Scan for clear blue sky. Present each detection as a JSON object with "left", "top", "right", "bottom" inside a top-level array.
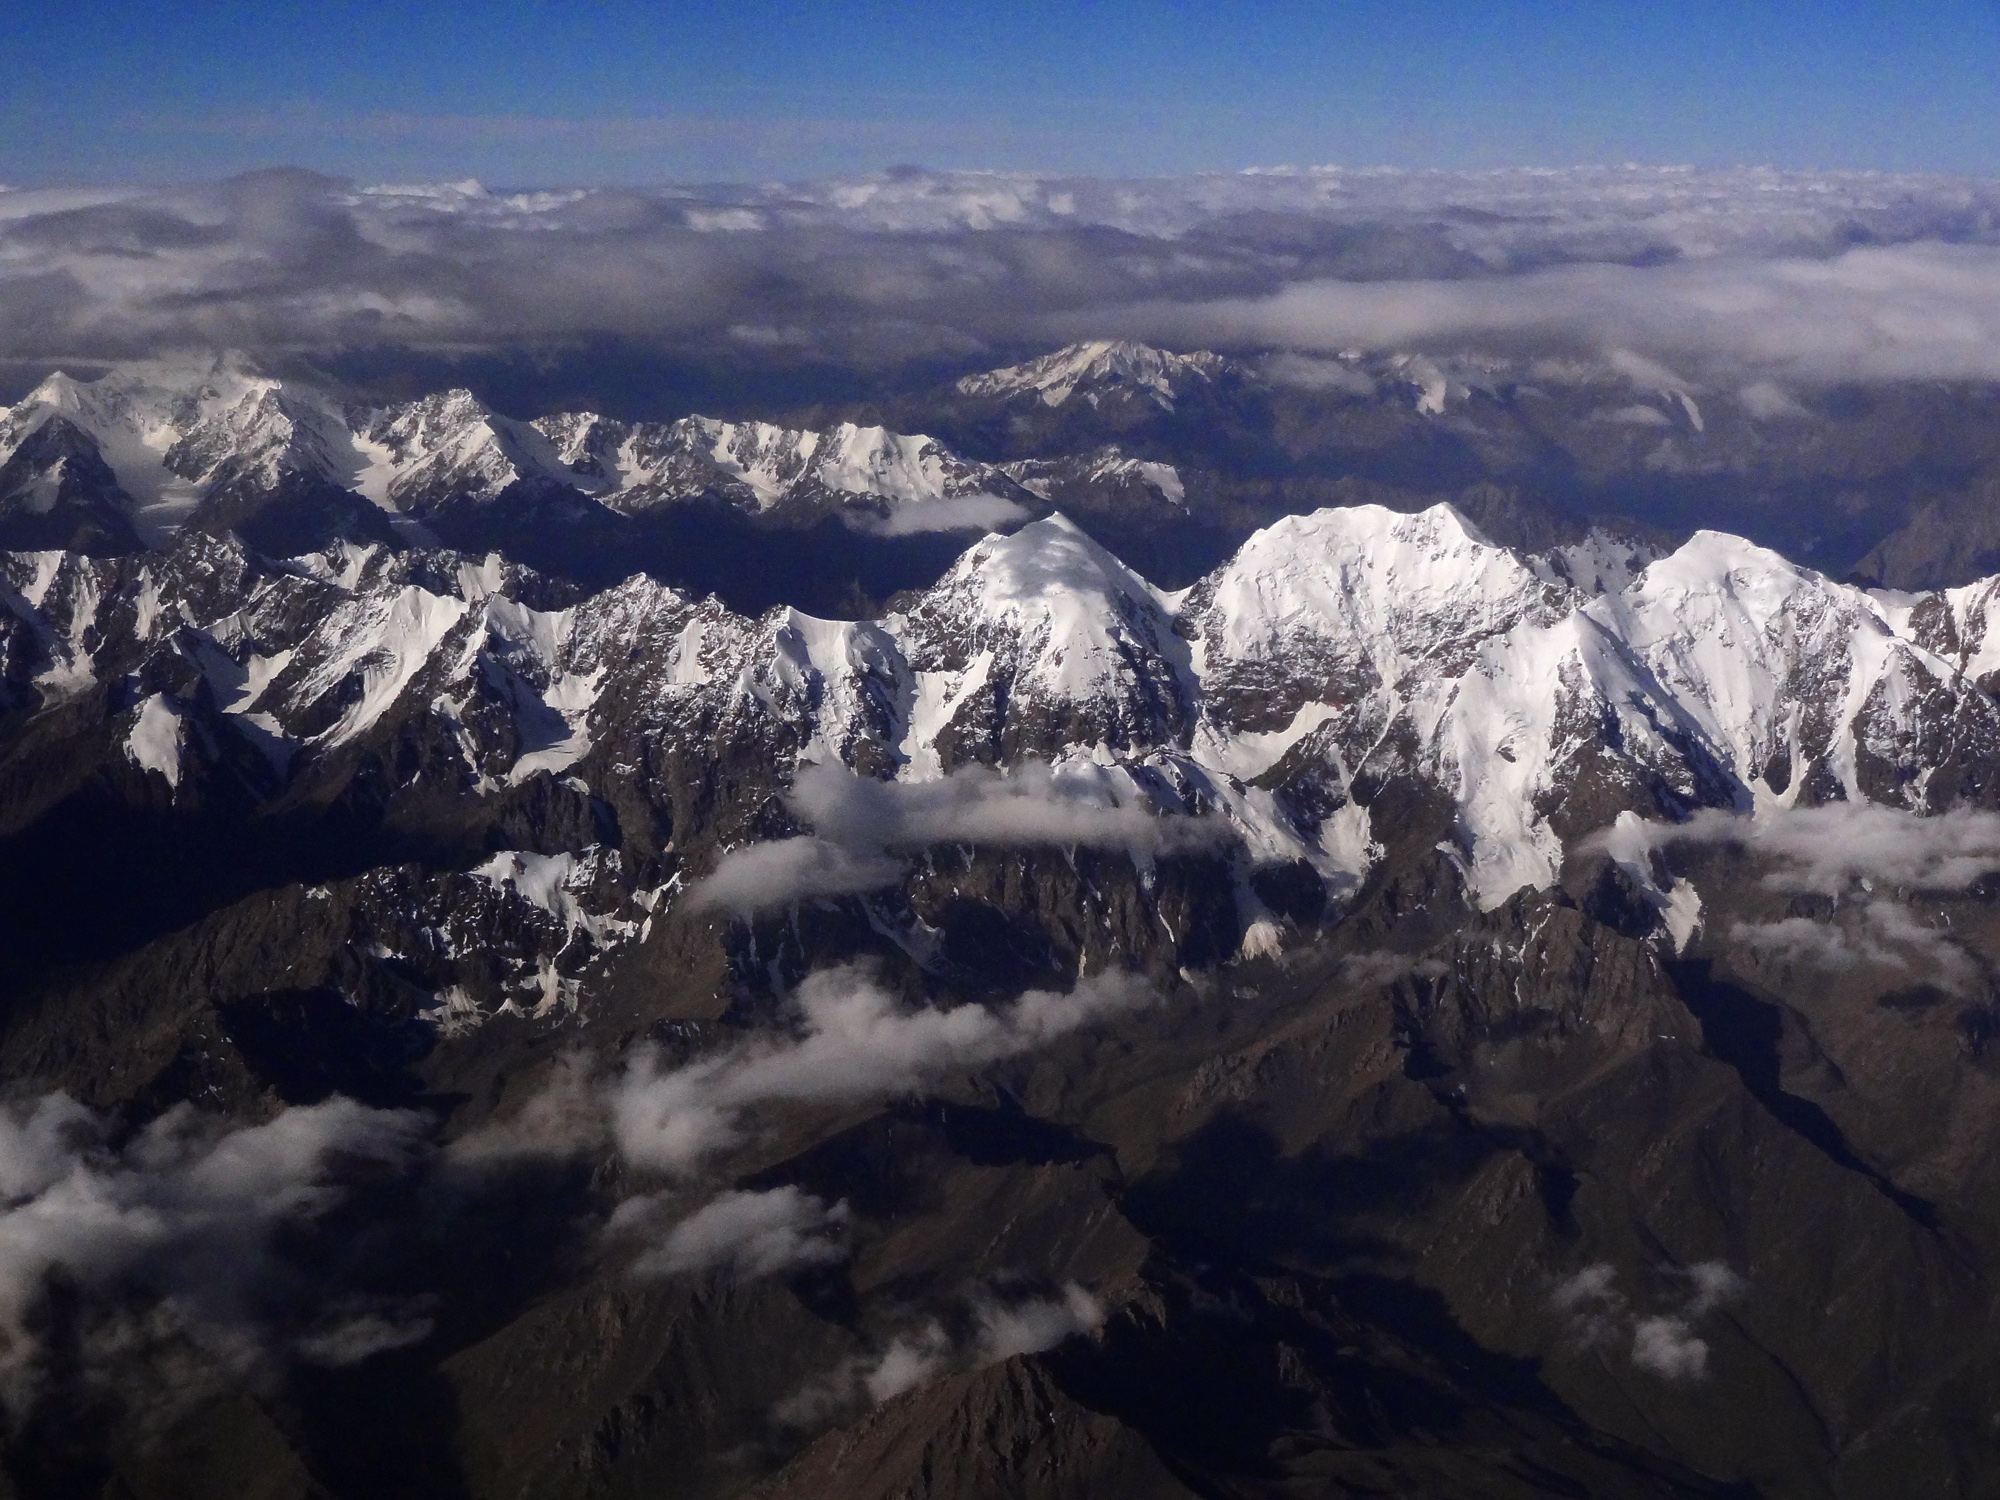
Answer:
[{"left": 3, "top": 0, "right": 1995, "bottom": 186}]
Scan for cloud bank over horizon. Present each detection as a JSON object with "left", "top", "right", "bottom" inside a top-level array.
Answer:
[{"left": 4, "top": 165, "right": 2000, "bottom": 392}]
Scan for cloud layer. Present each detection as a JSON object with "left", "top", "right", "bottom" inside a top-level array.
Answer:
[
  {"left": 1109, "top": 242, "right": 2000, "bottom": 385},
  {"left": 4, "top": 166, "right": 2000, "bottom": 384}
]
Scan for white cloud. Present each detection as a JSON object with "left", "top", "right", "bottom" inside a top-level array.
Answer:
[
  {"left": 1631, "top": 1316, "right": 1710, "bottom": 1381},
  {"left": 1700, "top": 803, "right": 2000, "bottom": 896},
  {"left": 1551, "top": 1262, "right": 1628, "bottom": 1350},
  {"left": 1100, "top": 242, "right": 2000, "bottom": 385},
  {"left": 444, "top": 1049, "right": 608, "bottom": 1165},
  {"left": 5, "top": 165, "right": 1997, "bottom": 380},
  {"left": 772, "top": 1281, "right": 1103, "bottom": 1426},
  {"left": 862, "top": 1326, "right": 953, "bottom": 1403},
  {"left": 972, "top": 1282, "right": 1103, "bottom": 1362},
  {"left": 687, "top": 836, "right": 905, "bottom": 917},
  {"left": 1681, "top": 1261, "right": 1746, "bottom": 1317},
  {"left": 1732, "top": 900, "right": 1982, "bottom": 993},
  {"left": 610, "top": 963, "right": 1151, "bottom": 1176},
  {"left": 691, "top": 758, "right": 1231, "bottom": 917},
  {"left": 848, "top": 493, "right": 1035, "bottom": 536},
  {"left": 789, "top": 759, "right": 1227, "bottom": 858},
  {"left": 613, "top": 1185, "right": 849, "bottom": 1279},
  {"left": 0, "top": 1093, "right": 428, "bottom": 1415},
  {"left": 1551, "top": 1261, "right": 1742, "bottom": 1382},
  {"left": 1257, "top": 352, "right": 1376, "bottom": 394},
  {"left": 292, "top": 1304, "right": 437, "bottom": 1367},
  {"left": 1590, "top": 804, "right": 2000, "bottom": 991},
  {"left": 1738, "top": 379, "right": 1810, "bottom": 420},
  {"left": 773, "top": 1323, "right": 954, "bottom": 1426}
]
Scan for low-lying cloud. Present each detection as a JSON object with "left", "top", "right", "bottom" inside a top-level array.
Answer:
[
  {"left": 449, "top": 962, "right": 1151, "bottom": 1295},
  {"left": 611, "top": 1185, "right": 850, "bottom": 1280},
  {"left": 1552, "top": 1260, "right": 1744, "bottom": 1382},
  {"left": 610, "top": 962, "right": 1151, "bottom": 1176},
  {"left": 0, "top": 1092, "right": 430, "bottom": 1421},
  {"left": 1605, "top": 803, "right": 2000, "bottom": 897},
  {"left": 691, "top": 758, "right": 1232, "bottom": 917},
  {"left": 1592, "top": 803, "right": 2000, "bottom": 991},
  {"left": 773, "top": 1281, "right": 1104, "bottom": 1425},
  {"left": 689, "top": 836, "right": 905, "bottom": 917},
  {"left": 1733, "top": 901, "right": 1982, "bottom": 993},
  {"left": 852, "top": 493, "right": 1035, "bottom": 537}
]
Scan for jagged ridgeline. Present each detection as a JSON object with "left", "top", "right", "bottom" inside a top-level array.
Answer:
[
  {"left": 6, "top": 349, "right": 2000, "bottom": 1498},
  {"left": 10, "top": 341, "right": 2000, "bottom": 608}
]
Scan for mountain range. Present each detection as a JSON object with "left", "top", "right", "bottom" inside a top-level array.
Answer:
[
  {"left": 5, "top": 343, "right": 2000, "bottom": 1498},
  {"left": 11, "top": 340, "right": 2000, "bottom": 604}
]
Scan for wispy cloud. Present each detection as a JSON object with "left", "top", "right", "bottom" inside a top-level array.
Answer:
[
  {"left": 1590, "top": 803, "right": 2000, "bottom": 990},
  {"left": 0, "top": 1093, "right": 430, "bottom": 1423},
  {"left": 1590, "top": 802, "right": 2000, "bottom": 895},
  {"left": 609, "top": 962, "right": 1151, "bottom": 1175},
  {"left": 611, "top": 1185, "right": 850, "bottom": 1279},
  {"left": 1732, "top": 901, "right": 1982, "bottom": 993},
  {"left": 690, "top": 759, "right": 1230, "bottom": 918},
  {"left": 773, "top": 1282, "right": 1103, "bottom": 1424}
]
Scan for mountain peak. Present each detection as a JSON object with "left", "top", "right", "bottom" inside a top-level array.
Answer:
[
  {"left": 956, "top": 340, "right": 1232, "bottom": 409},
  {"left": 954, "top": 510, "right": 1157, "bottom": 606}
]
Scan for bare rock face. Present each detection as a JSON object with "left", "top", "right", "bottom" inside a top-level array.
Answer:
[{"left": 749, "top": 1358, "right": 1198, "bottom": 1500}]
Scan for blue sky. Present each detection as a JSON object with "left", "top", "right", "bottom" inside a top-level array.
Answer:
[{"left": 4, "top": 1, "right": 1997, "bottom": 185}]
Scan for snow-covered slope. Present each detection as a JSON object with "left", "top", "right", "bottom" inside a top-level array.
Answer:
[
  {"left": 348, "top": 389, "right": 579, "bottom": 510},
  {"left": 1003, "top": 448, "right": 1187, "bottom": 510},
  {"left": 889, "top": 514, "right": 1195, "bottom": 768},
  {"left": 0, "top": 362, "right": 1039, "bottom": 545},
  {"left": 553, "top": 416, "right": 1035, "bottom": 532},
  {"left": 956, "top": 341, "right": 1233, "bottom": 410},
  {"left": 0, "top": 357, "right": 367, "bottom": 542}
]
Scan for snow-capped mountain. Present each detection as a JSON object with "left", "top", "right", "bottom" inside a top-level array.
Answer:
[
  {"left": 0, "top": 357, "right": 380, "bottom": 548},
  {"left": 1003, "top": 448, "right": 1188, "bottom": 509},
  {"left": 956, "top": 340, "right": 1235, "bottom": 411},
  {"left": 545, "top": 414, "right": 1033, "bottom": 531},
  {"left": 0, "top": 360, "right": 1038, "bottom": 555},
  {"left": 8, "top": 351, "right": 2000, "bottom": 993}
]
